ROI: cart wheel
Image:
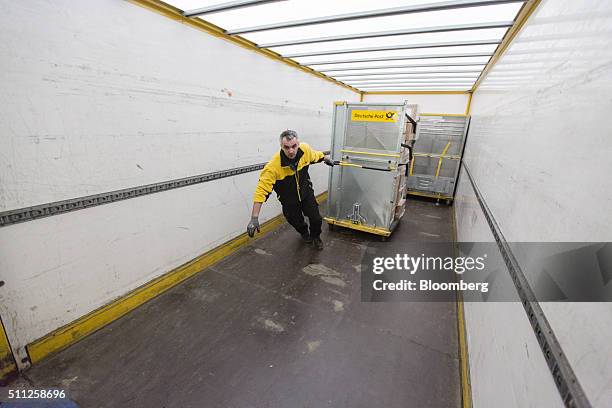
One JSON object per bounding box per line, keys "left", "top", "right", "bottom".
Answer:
{"left": 380, "top": 236, "right": 387, "bottom": 242}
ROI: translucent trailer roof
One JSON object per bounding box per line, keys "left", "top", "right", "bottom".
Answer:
{"left": 168, "top": 0, "right": 529, "bottom": 92}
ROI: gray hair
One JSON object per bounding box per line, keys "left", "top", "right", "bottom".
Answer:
{"left": 280, "top": 129, "right": 298, "bottom": 141}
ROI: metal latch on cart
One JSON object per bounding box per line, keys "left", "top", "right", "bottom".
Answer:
{"left": 347, "top": 203, "right": 367, "bottom": 225}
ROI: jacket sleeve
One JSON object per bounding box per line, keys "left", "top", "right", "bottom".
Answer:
{"left": 253, "top": 163, "right": 277, "bottom": 203}
{"left": 303, "top": 143, "right": 325, "bottom": 164}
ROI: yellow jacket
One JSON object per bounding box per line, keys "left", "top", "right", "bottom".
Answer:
{"left": 253, "top": 143, "right": 325, "bottom": 205}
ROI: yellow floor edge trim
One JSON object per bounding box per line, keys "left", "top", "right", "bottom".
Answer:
{"left": 0, "top": 363, "right": 17, "bottom": 380}
{"left": 456, "top": 292, "right": 472, "bottom": 408}
{"left": 27, "top": 192, "right": 328, "bottom": 364}
{"left": 451, "top": 205, "right": 473, "bottom": 408}
{"left": 1, "top": 318, "right": 17, "bottom": 383}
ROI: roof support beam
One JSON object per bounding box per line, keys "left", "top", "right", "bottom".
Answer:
{"left": 342, "top": 76, "right": 479, "bottom": 82}
{"left": 259, "top": 21, "right": 513, "bottom": 48}
{"left": 357, "top": 85, "right": 473, "bottom": 89}
{"left": 348, "top": 85, "right": 475, "bottom": 90}
{"left": 306, "top": 52, "right": 493, "bottom": 66}
{"left": 346, "top": 81, "right": 476, "bottom": 86}
{"left": 320, "top": 62, "right": 487, "bottom": 73}
{"left": 347, "top": 77, "right": 476, "bottom": 81}
{"left": 364, "top": 90, "right": 470, "bottom": 94}
{"left": 227, "top": 0, "right": 525, "bottom": 34}
{"left": 283, "top": 39, "right": 500, "bottom": 58}
{"left": 183, "top": 0, "right": 286, "bottom": 17}
{"left": 332, "top": 70, "right": 483, "bottom": 78}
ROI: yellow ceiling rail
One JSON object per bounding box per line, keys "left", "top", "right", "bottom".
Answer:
{"left": 128, "top": 0, "right": 360, "bottom": 95}
{"left": 471, "top": 0, "right": 541, "bottom": 92}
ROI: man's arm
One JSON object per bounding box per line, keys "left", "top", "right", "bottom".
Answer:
{"left": 251, "top": 202, "right": 263, "bottom": 218}
{"left": 303, "top": 143, "right": 334, "bottom": 166}
{"left": 248, "top": 165, "right": 276, "bottom": 237}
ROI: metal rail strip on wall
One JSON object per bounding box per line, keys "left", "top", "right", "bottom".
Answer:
{"left": 0, "top": 151, "right": 332, "bottom": 228}
{"left": 0, "top": 164, "right": 261, "bottom": 228}
{"left": 461, "top": 162, "right": 592, "bottom": 408}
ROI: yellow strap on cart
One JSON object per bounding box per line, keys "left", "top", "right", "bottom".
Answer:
{"left": 435, "top": 141, "right": 452, "bottom": 178}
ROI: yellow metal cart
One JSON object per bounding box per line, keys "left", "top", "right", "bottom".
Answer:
{"left": 325, "top": 101, "right": 417, "bottom": 238}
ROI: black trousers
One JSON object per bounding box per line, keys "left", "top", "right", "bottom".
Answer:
{"left": 281, "top": 193, "right": 322, "bottom": 238}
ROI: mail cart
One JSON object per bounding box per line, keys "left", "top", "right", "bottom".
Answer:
{"left": 324, "top": 101, "right": 417, "bottom": 238}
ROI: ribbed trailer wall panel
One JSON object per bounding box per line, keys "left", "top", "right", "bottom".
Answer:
{"left": 455, "top": 0, "right": 612, "bottom": 406}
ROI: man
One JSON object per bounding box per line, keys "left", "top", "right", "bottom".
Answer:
{"left": 247, "top": 130, "right": 334, "bottom": 250}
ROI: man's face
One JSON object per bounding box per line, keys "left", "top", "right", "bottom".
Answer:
{"left": 281, "top": 137, "right": 299, "bottom": 159}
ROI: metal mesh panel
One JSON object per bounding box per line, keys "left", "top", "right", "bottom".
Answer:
{"left": 407, "top": 114, "right": 469, "bottom": 198}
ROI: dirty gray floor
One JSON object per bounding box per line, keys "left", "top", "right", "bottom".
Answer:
{"left": 20, "top": 198, "right": 460, "bottom": 408}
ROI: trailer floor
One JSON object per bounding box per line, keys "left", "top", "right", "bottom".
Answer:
{"left": 21, "top": 199, "right": 460, "bottom": 408}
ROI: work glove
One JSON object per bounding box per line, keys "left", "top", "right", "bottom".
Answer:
{"left": 323, "top": 155, "right": 334, "bottom": 167}
{"left": 247, "top": 216, "right": 260, "bottom": 237}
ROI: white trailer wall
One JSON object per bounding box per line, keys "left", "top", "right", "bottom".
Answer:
{"left": 455, "top": 0, "right": 612, "bottom": 406}
{"left": 0, "top": 0, "right": 357, "bottom": 367}
{"left": 363, "top": 93, "right": 469, "bottom": 114}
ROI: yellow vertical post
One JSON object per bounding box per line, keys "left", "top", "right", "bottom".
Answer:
{"left": 359, "top": 92, "right": 364, "bottom": 102}
{"left": 0, "top": 317, "right": 17, "bottom": 385}
{"left": 465, "top": 93, "right": 473, "bottom": 115}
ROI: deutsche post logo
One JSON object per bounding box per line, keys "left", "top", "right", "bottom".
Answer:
{"left": 351, "top": 110, "right": 398, "bottom": 122}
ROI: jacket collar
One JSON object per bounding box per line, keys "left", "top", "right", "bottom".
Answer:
{"left": 280, "top": 146, "right": 304, "bottom": 168}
